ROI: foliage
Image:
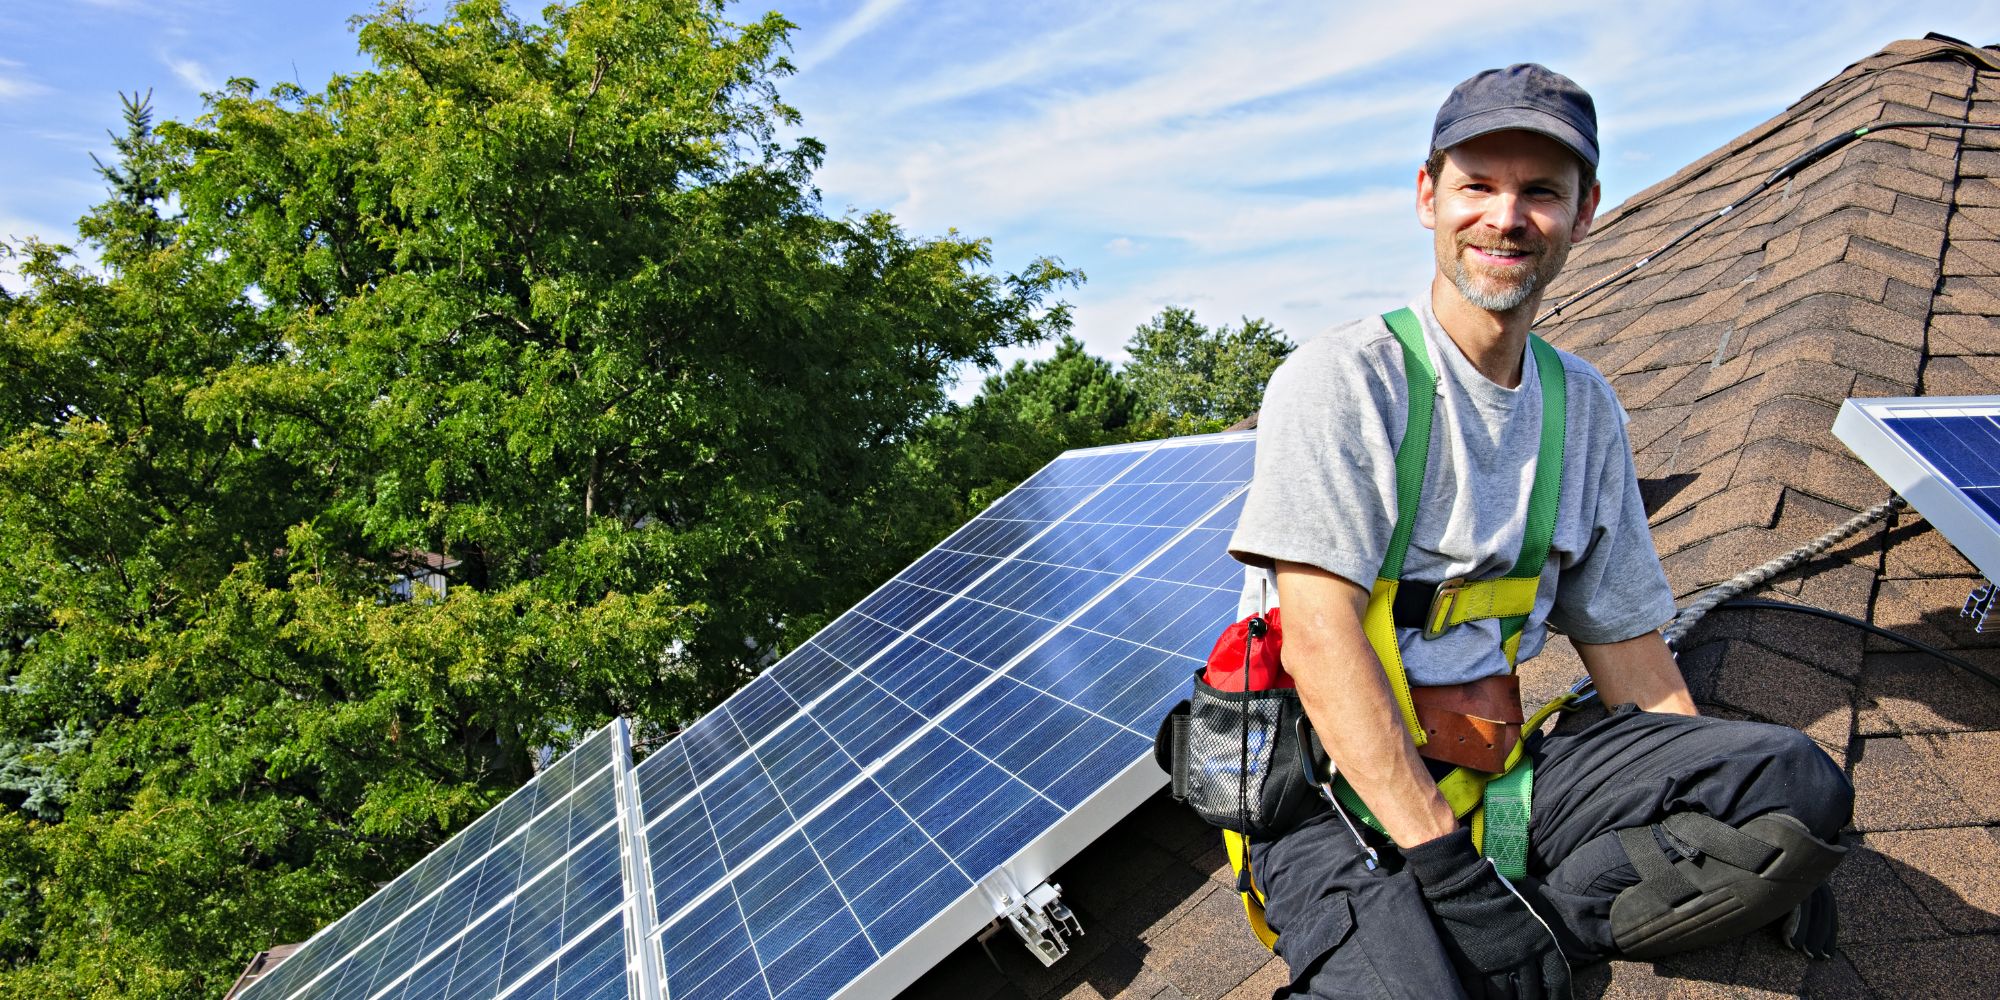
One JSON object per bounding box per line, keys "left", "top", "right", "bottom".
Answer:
{"left": 0, "top": 1, "right": 1075, "bottom": 994}
{"left": 1124, "top": 305, "right": 1293, "bottom": 433}
{"left": 919, "top": 335, "right": 1138, "bottom": 518}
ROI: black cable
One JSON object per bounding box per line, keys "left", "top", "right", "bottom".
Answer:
{"left": 1538, "top": 120, "right": 2000, "bottom": 326}
{"left": 1709, "top": 597, "right": 2000, "bottom": 692}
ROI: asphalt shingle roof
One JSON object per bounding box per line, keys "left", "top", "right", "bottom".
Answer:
{"left": 900, "top": 35, "right": 2000, "bottom": 1000}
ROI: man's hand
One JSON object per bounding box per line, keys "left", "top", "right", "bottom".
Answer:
{"left": 1405, "top": 828, "right": 1573, "bottom": 1000}
{"left": 1274, "top": 561, "right": 1458, "bottom": 848}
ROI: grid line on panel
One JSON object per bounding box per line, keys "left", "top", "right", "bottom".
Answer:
{"left": 252, "top": 756, "right": 619, "bottom": 1000}
{"left": 842, "top": 615, "right": 1171, "bottom": 771}
{"left": 678, "top": 734, "right": 780, "bottom": 1000}
{"left": 639, "top": 443, "right": 1166, "bottom": 837}
{"left": 654, "top": 475, "right": 1253, "bottom": 936}
{"left": 489, "top": 905, "right": 626, "bottom": 1000}
{"left": 719, "top": 697, "right": 881, "bottom": 965}
{"left": 358, "top": 817, "right": 622, "bottom": 1000}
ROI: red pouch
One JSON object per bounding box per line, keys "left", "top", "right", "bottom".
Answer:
{"left": 1201, "top": 607, "right": 1294, "bottom": 691}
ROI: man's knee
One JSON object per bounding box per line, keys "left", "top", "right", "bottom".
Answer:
{"left": 1725, "top": 720, "right": 1852, "bottom": 840}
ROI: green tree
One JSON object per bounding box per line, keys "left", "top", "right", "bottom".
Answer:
{"left": 1125, "top": 305, "right": 1293, "bottom": 432}
{"left": 918, "top": 335, "right": 1135, "bottom": 517}
{"left": 0, "top": 1, "right": 1076, "bottom": 994}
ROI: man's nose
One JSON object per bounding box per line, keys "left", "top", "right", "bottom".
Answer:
{"left": 1485, "top": 192, "right": 1529, "bottom": 234}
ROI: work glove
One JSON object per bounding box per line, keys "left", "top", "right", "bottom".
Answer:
{"left": 1778, "top": 882, "right": 1838, "bottom": 959}
{"left": 1403, "top": 828, "right": 1573, "bottom": 1000}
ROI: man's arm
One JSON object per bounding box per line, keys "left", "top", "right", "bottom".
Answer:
{"left": 1275, "top": 559, "right": 1458, "bottom": 849}
{"left": 1574, "top": 629, "right": 1697, "bottom": 716}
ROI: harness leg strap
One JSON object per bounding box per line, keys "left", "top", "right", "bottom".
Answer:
{"left": 1608, "top": 812, "right": 1846, "bottom": 960}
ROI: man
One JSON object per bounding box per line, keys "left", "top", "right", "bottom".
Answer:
{"left": 1226, "top": 65, "right": 1852, "bottom": 999}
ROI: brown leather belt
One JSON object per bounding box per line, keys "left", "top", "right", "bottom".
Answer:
{"left": 1411, "top": 674, "right": 1523, "bottom": 773}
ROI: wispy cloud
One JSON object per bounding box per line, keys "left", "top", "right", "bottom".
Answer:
{"left": 791, "top": 0, "right": 910, "bottom": 74}
{"left": 0, "top": 57, "right": 50, "bottom": 100}
{"left": 163, "top": 54, "right": 219, "bottom": 94}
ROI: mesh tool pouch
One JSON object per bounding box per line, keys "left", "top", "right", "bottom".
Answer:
{"left": 1153, "top": 610, "right": 1324, "bottom": 838}
{"left": 1162, "top": 678, "right": 1325, "bottom": 836}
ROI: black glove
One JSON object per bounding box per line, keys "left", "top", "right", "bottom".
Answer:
{"left": 1779, "top": 882, "right": 1838, "bottom": 959}
{"left": 1403, "top": 828, "right": 1573, "bottom": 1000}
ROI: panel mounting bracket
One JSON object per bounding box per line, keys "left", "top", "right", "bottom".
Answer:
{"left": 1965, "top": 583, "right": 1996, "bottom": 634}
{"left": 978, "top": 869, "right": 1083, "bottom": 967}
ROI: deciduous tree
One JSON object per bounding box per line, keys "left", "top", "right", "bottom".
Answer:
{"left": 0, "top": 1, "right": 1075, "bottom": 994}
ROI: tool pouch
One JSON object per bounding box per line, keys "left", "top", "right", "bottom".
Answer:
{"left": 1155, "top": 678, "right": 1323, "bottom": 836}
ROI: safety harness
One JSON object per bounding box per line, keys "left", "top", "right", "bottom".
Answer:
{"left": 1222, "top": 307, "right": 1591, "bottom": 950}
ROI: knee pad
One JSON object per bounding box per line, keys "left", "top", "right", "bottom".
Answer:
{"left": 1608, "top": 811, "right": 1846, "bottom": 960}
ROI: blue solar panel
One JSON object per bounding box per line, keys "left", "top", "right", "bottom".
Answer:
{"left": 235, "top": 723, "right": 632, "bottom": 1000}
{"left": 1835, "top": 396, "right": 2000, "bottom": 583}
{"left": 632, "top": 433, "right": 1257, "bottom": 1000}
{"left": 242, "top": 432, "right": 1261, "bottom": 1000}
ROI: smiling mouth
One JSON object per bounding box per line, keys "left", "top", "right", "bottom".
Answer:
{"left": 1467, "top": 245, "right": 1535, "bottom": 265}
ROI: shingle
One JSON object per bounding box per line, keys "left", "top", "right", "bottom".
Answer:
{"left": 1866, "top": 826, "right": 2000, "bottom": 933}
{"left": 1941, "top": 241, "right": 2000, "bottom": 278}
{"left": 1849, "top": 734, "right": 1979, "bottom": 831}
{"left": 1857, "top": 650, "right": 2000, "bottom": 734}
{"left": 1925, "top": 312, "right": 2000, "bottom": 354}
{"left": 1918, "top": 354, "right": 2000, "bottom": 395}
{"left": 1846, "top": 933, "right": 2000, "bottom": 998}
{"left": 1934, "top": 273, "right": 2000, "bottom": 314}
{"left": 1870, "top": 577, "right": 2000, "bottom": 653}
{"left": 1708, "top": 641, "right": 1854, "bottom": 748}
{"left": 1846, "top": 237, "right": 1945, "bottom": 300}
{"left": 1138, "top": 886, "right": 1279, "bottom": 1000}
{"left": 1649, "top": 483, "right": 1783, "bottom": 557}
{"left": 1913, "top": 731, "right": 2000, "bottom": 822}
{"left": 1883, "top": 511, "right": 1984, "bottom": 579}
{"left": 1830, "top": 835, "right": 1948, "bottom": 946}
{"left": 1957, "top": 176, "right": 2000, "bottom": 207}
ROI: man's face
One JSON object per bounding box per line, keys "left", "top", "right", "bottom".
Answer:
{"left": 1417, "top": 130, "right": 1600, "bottom": 315}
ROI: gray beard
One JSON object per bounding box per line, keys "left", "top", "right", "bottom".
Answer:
{"left": 1451, "top": 260, "right": 1539, "bottom": 312}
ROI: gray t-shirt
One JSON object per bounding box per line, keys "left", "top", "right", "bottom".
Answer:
{"left": 1228, "top": 298, "right": 1675, "bottom": 687}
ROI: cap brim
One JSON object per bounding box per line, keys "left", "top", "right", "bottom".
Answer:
{"left": 1432, "top": 106, "right": 1598, "bottom": 169}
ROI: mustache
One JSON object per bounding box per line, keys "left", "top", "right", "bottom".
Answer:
{"left": 1459, "top": 237, "right": 1542, "bottom": 253}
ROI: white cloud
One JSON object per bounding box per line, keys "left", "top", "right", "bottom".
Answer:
{"left": 792, "top": 0, "right": 911, "bottom": 74}
{"left": 164, "top": 54, "right": 219, "bottom": 94}
{"left": 0, "top": 58, "right": 49, "bottom": 100}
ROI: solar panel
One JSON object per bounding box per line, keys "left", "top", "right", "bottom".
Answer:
{"left": 240, "top": 432, "right": 1258, "bottom": 1000}
{"left": 233, "top": 722, "right": 636, "bottom": 1000}
{"left": 1834, "top": 395, "right": 2000, "bottom": 583}
{"left": 634, "top": 432, "right": 1255, "bottom": 1000}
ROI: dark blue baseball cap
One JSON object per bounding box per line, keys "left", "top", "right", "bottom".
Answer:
{"left": 1431, "top": 63, "right": 1598, "bottom": 169}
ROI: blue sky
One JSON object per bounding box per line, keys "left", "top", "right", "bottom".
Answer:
{"left": 4, "top": 1, "right": 1997, "bottom": 396}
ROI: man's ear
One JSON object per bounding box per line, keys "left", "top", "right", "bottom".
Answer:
{"left": 1417, "top": 167, "right": 1438, "bottom": 231}
{"left": 1572, "top": 181, "right": 1602, "bottom": 240}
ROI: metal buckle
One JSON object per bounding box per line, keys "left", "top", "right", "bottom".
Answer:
{"left": 1423, "top": 577, "right": 1465, "bottom": 639}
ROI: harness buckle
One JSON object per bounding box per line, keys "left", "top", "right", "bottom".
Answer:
{"left": 1423, "top": 577, "right": 1467, "bottom": 639}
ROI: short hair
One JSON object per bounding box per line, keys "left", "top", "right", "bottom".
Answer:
{"left": 1424, "top": 146, "right": 1595, "bottom": 209}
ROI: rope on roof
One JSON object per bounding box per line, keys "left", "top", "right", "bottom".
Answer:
{"left": 1661, "top": 495, "right": 1906, "bottom": 649}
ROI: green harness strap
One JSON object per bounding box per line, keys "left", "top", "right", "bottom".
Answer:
{"left": 1365, "top": 307, "right": 1568, "bottom": 878}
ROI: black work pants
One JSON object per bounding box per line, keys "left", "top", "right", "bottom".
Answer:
{"left": 1246, "top": 706, "right": 1853, "bottom": 999}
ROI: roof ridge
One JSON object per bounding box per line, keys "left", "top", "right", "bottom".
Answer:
{"left": 1590, "top": 36, "right": 1993, "bottom": 239}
